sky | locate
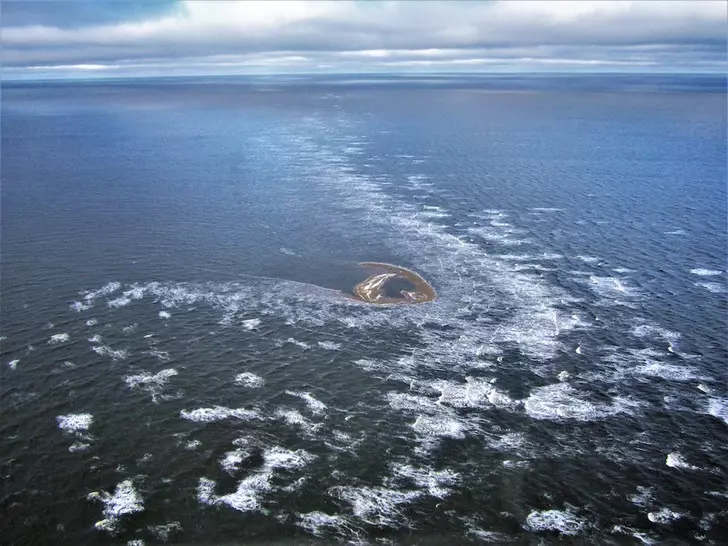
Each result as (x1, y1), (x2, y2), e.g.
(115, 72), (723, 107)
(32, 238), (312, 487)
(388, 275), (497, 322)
(2, 0), (726, 80)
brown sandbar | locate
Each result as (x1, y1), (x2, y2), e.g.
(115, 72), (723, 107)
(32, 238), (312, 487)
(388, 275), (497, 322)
(350, 262), (437, 304)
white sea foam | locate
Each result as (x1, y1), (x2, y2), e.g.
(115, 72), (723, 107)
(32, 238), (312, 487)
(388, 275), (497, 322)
(629, 486), (654, 507)
(587, 276), (639, 299)
(329, 485), (423, 528)
(147, 522), (182, 542)
(184, 439), (201, 450)
(285, 338), (310, 349)
(83, 282), (121, 304)
(274, 408), (321, 435)
(387, 463), (459, 498)
(707, 397), (727, 425)
(70, 301), (92, 312)
(695, 281), (726, 293)
(7, 359), (19, 370)
(92, 345), (129, 361)
(88, 479), (144, 534)
(125, 369), (178, 402)
(198, 446), (314, 513)
(180, 406), (261, 423)
(234, 372), (264, 388)
(577, 255), (600, 264)
(241, 318), (261, 330)
(632, 324), (680, 342)
(296, 511), (359, 538)
(69, 441), (91, 452)
(690, 268), (722, 276)
(666, 452), (698, 470)
(220, 448), (250, 474)
(317, 340), (341, 350)
(524, 509), (585, 535)
(647, 507), (684, 524)
(159, 311), (171, 319)
(108, 296), (131, 308)
(428, 377), (517, 409)
(633, 362), (703, 381)
(411, 414), (467, 439)
(285, 390), (327, 415)
(88, 334), (102, 343)
(57, 413), (93, 432)
(524, 383), (637, 422)
(48, 333), (70, 344)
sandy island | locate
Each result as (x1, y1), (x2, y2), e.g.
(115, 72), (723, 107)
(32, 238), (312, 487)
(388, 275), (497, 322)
(350, 262), (437, 304)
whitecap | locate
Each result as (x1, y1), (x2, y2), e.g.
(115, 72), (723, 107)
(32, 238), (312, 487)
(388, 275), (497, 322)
(148, 522), (182, 542)
(7, 359), (19, 371)
(524, 383), (637, 422)
(577, 255), (600, 264)
(695, 281), (726, 294)
(317, 340), (341, 350)
(124, 369), (178, 402)
(285, 338), (310, 349)
(428, 377), (517, 409)
(70, 301), (91, 312)
(296, 511), (358, 538)
(387, 463), (459, 498)
(234, 372), (265, 388)
(48, 333), (70, 344)
(706, 397), (727, 425)
(690, 268), (722, 276)
(198, 446), (314, 513)
(274, 408), (321, 435)
(524, 508), (585, 535)
(666, 452), (698, 470)
(633, 362), (703, 382)
(329, 485), (423, 528)
(88, 480), (143, 534)
(69, 441), (91, 452)
(629, 486), (654, 507)
(411, 414), (467, 439)
(180, 406), (261, 423)
(648, 507), (684, 524)
(285, 390), (327, 415)
(57, 413), (93, 432)
(241, 318), (261, 330)
(92, 345), (129, 361)
(159, 311), (171, 319)
(108, 296), (131, 308)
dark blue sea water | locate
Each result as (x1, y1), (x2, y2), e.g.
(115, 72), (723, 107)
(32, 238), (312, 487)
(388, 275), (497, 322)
(2, 74), (727, 545)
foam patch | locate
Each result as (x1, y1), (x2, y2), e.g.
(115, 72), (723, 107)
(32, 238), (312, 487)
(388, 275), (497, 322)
(285, 390), (327, 415)
(524, 508), (585, 535)
(87, 479), (144, 535)
(329, 485), (423, 528)
(524, 383), (637, 422)
(234, 372), (265, 388)
(180, 406), (262, 423)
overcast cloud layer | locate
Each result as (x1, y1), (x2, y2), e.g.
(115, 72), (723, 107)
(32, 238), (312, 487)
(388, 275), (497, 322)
(2, 1), (726, 79)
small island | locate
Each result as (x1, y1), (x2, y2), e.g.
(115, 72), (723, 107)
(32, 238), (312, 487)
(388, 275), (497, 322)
(350, 262), (437, 304)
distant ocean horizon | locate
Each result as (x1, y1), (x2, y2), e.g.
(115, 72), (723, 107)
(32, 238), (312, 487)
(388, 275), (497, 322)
(2, 72), (726, 544)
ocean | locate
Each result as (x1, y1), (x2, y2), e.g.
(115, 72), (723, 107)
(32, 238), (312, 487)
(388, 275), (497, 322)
(1, 73), (726, 544)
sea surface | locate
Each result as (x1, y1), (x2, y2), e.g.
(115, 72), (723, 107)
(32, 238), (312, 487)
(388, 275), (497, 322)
(1, 73), (726, 545)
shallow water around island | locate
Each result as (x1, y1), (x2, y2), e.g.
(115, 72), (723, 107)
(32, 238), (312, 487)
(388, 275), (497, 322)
(1, 74), (727, 544)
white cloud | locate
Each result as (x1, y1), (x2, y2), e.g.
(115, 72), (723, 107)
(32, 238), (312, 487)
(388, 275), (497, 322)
(2, 1), (725, 75)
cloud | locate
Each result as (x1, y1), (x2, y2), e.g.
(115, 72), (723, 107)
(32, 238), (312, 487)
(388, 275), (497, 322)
(2, 1), (725, 77)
